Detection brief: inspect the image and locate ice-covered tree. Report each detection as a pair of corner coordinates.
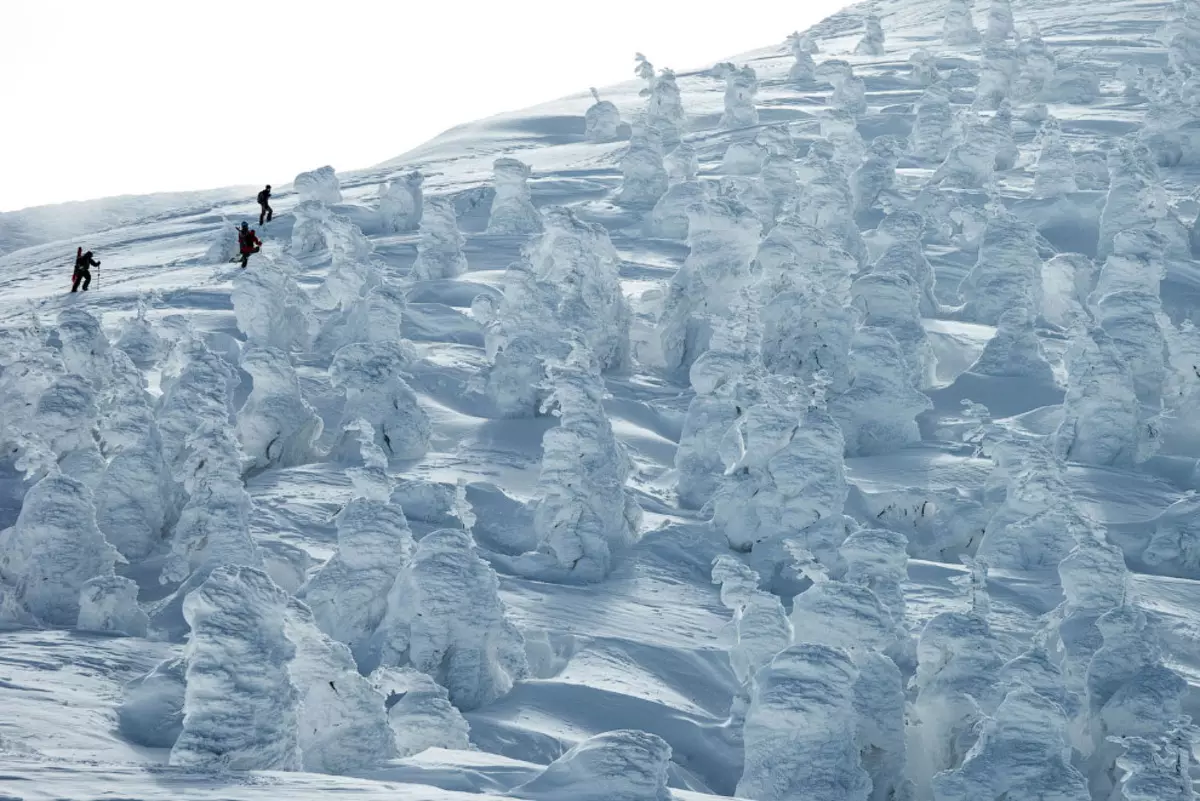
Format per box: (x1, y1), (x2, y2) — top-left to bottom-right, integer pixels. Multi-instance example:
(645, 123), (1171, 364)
(1054, 327), (1149, 467)
(372, 527), (528, 709)
(316, 282), (409, 356)
(411, 197), (468, 280)
(515, 349), (642, 583)
(617, 120), (669, 208)
(77, 575), (148, 637)
(932, 113), (996, 189)
(1042, 253), (1096, 328)
(370, 666), (471, 756)
(984, 0), (1014, 43)
(116, 297), (165, 369)
(786, 31), (817, 82)
(294, 164), (342, 205)
(0, 470), (118, 627)
(758, 216), (859, 300)
(737, 644), (870, 801)
(646, 144), (707, 239)
(231, 258), (314, 352)
(584, 87), (622, 143)
(378, 170), (424, 233)
(284, 600), (398, 774)
(118, 656), (186, 748)
(852, 135), (903, 215)
(1144, 492), (1200, 578)
(486, 157), (542, 235)
(330, 341), (430, 461)
(865, 209), (928, 261)
(659, 195), (762, 374)
(169, 565), (301, 771)
(791, 140), (868, 267)
(911, 83), (957, 162)
(1095, 289), (1168, 407)
(910, 49), (942, 86)
(974, 43), (1018, 110)
(968, 306), (1055, 383)
(817, 59), (869, 117)
(236, 346), (322, 472)
(712, 557), (793, 684)
(871, 238), (941, 317)
(635, 54), (686, 145)
(1098, 137), (1162, 261)
(855, 8), (886, 56)
(831, 327), (932, 456)
(713, 62), (759, 129)
(483, 206), (632, 415)
(932, 688), (1089, 801)
(958, 203), (1041, 325)
(1092, 228), (1168, 301)
(852, 271), (938, 388)
(1014, 23), (1057, 101)
(511, 730), (673, 801)
(1114, 725), (1197, 801)
(205, 220), (240, 264)
(841, 527), (909, 624)
(1034, 116), (1078, 197)
(761, 279), (857, 392)
(944, 0), (981, 45)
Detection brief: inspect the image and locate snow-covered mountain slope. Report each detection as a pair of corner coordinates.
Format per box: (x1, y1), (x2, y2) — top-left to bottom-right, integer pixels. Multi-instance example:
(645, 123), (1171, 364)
(5, 0), (1200, 799)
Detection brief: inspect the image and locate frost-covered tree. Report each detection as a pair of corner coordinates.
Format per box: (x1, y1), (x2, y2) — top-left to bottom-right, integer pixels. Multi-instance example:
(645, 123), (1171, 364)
(316, 282), (408, 356)
(1092, 228), (1168, 300)
(841, 527), (909, 624)
(958, 203), (1041, 325)
(1114, 725), (1197, 801)
(1034, 116), (1078, 197)
(852, 136), (903, 215)
(911, 83), (957, 162)
(1042, 253), (1096, 328)
(1144, 492), (1200, 578)
(511, 730), (673, 801)
(968, 306), (1055, 384)
(0, 470), (117, 627)
(761, 280), (857, 391)
(284, 600), (397, 774)
(944, 0), (981, 45)
(1014, 23), (1057, 101)
(118, 656), (186, 748)
(486, 157), (542, 235)
(974, 43), (1018, 110)
(78, 575), (149, 637)
(378, 170), (424, 233)
(1054, 327), (1149, 467)
(330, 341), (430, 461)
(231, 257), (315, 352)
(515, 350), (642, 583)
(484, 206), (632, 415)
(370, 666), (471, 756)
(236, 346), (322, 472)
(1095, 289), (1168, 407)
(647, 144), (707, 240)
(932, 113), (997, 189)
(584, 87), (622, 143)
(116, 298), (165, 369)
(169, 565), (301, 771)
(932, 688), (1089, 801)
(659, 195), (761, 374)
(635, 54), (686, 145)
(411, 197), (468, 280)
(617, 120), (669, 208)
(294, 164), (342, 205)
(984, 0), (1014, 43)
(872, 238), (941, 317)
(372, 527), (528, 709)
(831, 327), (932, 456)
(786, 31), (817, 82)
(910, 49), (942, 86)
(1098, 137), (1162, 261)
(715, 380), (848, 553)
(818, 59), (869, 117)
(205, 220), (240, 264)
(738, 644), (870, 801)
(712, 557), (792, 684)
(856, 8), (886, 56)
(865, 209), (927, 261)
(852, 271), (938, 388)
(791, 140), (868, 267)
(713, 62), (759, 129)
(758, 217), (859, 301)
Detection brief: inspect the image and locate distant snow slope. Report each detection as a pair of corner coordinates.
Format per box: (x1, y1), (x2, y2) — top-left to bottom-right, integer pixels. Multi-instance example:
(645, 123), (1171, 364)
(4, 0), (1200, 800)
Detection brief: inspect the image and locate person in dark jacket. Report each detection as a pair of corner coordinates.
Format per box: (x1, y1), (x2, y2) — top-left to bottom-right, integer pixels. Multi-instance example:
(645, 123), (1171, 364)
(72, 247), (100, 292)
(238, 222), (262, 268)
(257, 185), (273, 226)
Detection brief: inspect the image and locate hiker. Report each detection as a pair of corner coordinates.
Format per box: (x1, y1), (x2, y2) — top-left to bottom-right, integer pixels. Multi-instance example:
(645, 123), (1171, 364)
(71, 247), (100, 292)
(257, 185), (273, 226)
(238, 222), (261, 268)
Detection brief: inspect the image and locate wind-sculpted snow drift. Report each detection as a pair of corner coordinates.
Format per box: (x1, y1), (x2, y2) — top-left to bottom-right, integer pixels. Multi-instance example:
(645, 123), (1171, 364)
(7, 0), (1200, 798)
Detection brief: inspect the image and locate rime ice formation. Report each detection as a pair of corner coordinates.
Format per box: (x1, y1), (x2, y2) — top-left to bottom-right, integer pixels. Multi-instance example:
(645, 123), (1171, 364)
(0, 471), (118, 627)
(1098, 137), (1162, 261)
(660, 196), (762, 374)
(944, 0), (981, 45)
(1042, 253), (1097, 328)
(617, 121), (669, 207)
(647, 144), (707, 239)
(1015, 23), (1058, 101)
(378, 170), (424, 233)
(852, 136), (903, 214)
(1054, 327), (1149, 467)
(330, 341), (430, 461)
(761, 279), (856, 392)
(372, 528), (528, 710)
(984, 0), (1014, 43)
(169, 566), (301, 771)
(713, 62), (759, 129)
(486, 157), (542, 235)
(635, 54), (686, 145)
(231, 258), (314, 352)
(236, 346), (322, 472)
(1034, 117), (1078, 197)
(791, 140), (867, 267)
(317, 283), (409, 355)
(818, 60), (869, 117)
(910, 50), (942, 86)
(293, 164), (342, 205)
(512, 730), (673, 801)
(77, 575), (149, 637)
(118, 656), (187, 748)
(484, 205), (632, 415)
(116, 299), (165, 369)
(832, 327), (932, 456)
(958, 204), (1041, 325)
(411, 197), (468, 280)
(856, 9), (886, 56)
(968, 307), (1055, 384)
(284, 600), (398, 774)
(911, 83), (957, 161)
(585, 88), (622, 142)
(975, 44), (1018, 110)
(712, 557), (793, 683)
(737, 644), (870, 801)
(787, 31), (817, 82)
(517, 351), (642, 583)
(872, 238), (941, 317)
(371, 666), (471, 756)
(1095, 289), (1168, 407)
(852, 271), (938, 389)
(932, 114), (996, 189)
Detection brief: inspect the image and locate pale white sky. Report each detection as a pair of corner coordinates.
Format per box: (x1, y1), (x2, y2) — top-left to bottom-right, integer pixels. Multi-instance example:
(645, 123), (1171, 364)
(0, 0), (848, 212)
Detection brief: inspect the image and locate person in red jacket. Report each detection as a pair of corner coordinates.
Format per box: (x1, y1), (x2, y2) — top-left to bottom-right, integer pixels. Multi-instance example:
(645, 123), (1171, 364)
(238, 222), (261, 268)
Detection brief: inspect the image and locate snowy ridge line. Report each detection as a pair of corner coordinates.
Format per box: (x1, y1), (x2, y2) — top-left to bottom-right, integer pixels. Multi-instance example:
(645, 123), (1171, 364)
(5, 0), (1200, 800)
